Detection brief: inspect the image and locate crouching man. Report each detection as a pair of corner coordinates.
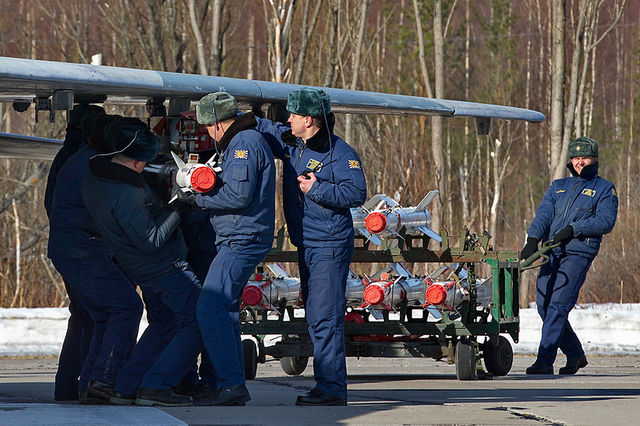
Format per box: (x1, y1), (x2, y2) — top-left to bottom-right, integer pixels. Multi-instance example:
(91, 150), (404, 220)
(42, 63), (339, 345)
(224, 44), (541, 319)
(82, 125), (203, 406)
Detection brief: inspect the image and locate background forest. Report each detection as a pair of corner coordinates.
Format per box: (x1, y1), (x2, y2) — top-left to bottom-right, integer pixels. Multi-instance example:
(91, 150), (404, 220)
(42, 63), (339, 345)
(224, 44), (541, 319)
(0, 0), (636, 308)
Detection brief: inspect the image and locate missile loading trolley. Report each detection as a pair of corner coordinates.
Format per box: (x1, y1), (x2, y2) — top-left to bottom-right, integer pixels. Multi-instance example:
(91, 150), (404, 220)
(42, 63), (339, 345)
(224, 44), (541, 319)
(239, 226), (521, 381)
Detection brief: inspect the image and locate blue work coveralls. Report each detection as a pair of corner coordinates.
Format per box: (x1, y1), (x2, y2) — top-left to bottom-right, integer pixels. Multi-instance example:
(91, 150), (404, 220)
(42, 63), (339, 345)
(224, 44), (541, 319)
(195, 113), (276, 388)
(256, 115), (367, 400)
(527, 163), (618, 365)
(48, 145), (142, 393)
(83, 157), (203, 394)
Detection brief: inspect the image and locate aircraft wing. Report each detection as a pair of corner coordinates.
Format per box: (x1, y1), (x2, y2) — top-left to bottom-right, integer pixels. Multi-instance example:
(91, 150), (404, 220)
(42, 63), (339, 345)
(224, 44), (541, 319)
(0, 132), (62, 160)
(0, 56), (546, 121)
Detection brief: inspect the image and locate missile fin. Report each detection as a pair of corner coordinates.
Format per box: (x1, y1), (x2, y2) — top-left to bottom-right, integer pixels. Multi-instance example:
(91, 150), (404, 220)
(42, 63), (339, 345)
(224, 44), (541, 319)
(414, 190), (439, 212)
(417, 226), (443, 242)
(266, 263), (292, 279)
(390, 262), (413, 278)
(171, 151), (187, 170)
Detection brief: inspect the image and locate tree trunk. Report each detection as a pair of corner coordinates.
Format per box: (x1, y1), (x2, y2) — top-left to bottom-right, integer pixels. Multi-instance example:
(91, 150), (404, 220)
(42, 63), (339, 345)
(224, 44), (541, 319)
(188, 0), (208, 75)
(549, 0), (566, 181)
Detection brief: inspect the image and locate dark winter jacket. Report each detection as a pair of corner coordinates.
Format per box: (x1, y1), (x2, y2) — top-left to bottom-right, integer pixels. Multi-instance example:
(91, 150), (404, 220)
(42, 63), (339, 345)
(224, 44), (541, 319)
(48, 145), (110, 259)
(527, 163), (618, 259)
(44, 127), (84, 218)
(82, 157), (187, 285)
(194, 113), (276, 244)
(255, 116), (367, 248)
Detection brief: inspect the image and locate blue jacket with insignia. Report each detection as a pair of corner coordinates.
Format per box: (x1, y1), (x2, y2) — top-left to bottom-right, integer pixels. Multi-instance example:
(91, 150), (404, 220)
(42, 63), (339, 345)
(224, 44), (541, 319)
(195, 113), (276, 244)
(255, 115), (367, 248)
(527, 163), (618, 259)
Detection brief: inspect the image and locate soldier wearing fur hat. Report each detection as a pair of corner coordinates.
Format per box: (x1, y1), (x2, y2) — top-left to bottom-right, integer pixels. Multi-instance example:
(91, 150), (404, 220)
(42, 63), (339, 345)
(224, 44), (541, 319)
(255, 87), (367, 406)
(44, 103), (105, 402)
(181, 91), (275, 406)
(82, 126), (204, 407)
(521, 136), (618, 375)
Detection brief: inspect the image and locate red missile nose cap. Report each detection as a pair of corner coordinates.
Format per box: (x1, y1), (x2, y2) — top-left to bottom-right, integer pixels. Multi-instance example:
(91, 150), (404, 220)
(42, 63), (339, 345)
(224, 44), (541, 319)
(426, 284), (447, 305)
(365, 212), (387, 233)
(191, 166), (217, 192)
(364, 284), (386, 305)
(242, 285), (263, 306)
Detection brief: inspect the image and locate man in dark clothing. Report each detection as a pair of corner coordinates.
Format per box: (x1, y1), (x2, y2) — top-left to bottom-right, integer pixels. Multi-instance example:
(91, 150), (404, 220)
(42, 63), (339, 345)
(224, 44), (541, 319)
(48, 114), (142, 404)
(521, 136), (618, 375)
(255, 88), (367, 406)
(83, 125), (203, 407)
(44, 103), (104, 402)
(179, 92), (275, 406)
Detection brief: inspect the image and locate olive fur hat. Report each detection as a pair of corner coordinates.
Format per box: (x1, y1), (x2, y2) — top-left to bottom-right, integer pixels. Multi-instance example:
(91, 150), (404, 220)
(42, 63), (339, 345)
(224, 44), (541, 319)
(286, 87), (331, 117)
(114, 125), (159, 162)
(196, 92), (239, 125)
(568, 136), (598, 158)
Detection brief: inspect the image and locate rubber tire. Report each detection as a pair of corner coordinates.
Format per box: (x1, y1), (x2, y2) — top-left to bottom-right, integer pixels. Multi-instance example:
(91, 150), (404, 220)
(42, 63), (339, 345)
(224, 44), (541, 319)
(280, 356), (309, 376)
(483, 336), (513, 376)
(242, 339), (258, 380)
(455, 338), (476, 381)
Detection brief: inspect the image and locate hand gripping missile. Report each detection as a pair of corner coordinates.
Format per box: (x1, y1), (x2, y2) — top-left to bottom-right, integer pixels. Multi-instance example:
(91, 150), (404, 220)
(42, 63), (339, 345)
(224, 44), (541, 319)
(169, 151), (217, 202)
(351, 191), (442, 245)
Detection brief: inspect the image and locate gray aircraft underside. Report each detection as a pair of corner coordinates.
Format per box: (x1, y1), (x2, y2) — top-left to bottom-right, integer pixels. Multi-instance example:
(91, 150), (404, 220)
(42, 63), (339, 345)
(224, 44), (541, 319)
(0, 56), (546, 160)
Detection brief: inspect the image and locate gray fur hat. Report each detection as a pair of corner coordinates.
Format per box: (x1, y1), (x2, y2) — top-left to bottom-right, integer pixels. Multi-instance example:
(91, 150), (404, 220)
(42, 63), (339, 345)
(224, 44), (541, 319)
(286, 87), (331, 117)
(196, 92), (239, 125)
(568, 136), (599, 158)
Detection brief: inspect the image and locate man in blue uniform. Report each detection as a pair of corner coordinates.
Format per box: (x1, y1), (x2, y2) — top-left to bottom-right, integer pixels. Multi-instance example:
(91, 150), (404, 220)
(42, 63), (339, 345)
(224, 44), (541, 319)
(179, 92), (275, 406)
(255, 88), (367, 405)
(45, 104), (105, 402)
(521, 136), (618, 375)
(83, 126), (203, 406)
(48, 114), (144, 404)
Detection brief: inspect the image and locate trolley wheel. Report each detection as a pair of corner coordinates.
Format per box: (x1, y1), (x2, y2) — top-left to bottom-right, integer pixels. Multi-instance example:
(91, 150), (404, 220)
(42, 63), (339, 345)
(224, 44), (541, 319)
(280, 356), (309, 376)
(455, 338), (476, 381)
(242, 339), (258, 380)
(483, 336), (513, 376)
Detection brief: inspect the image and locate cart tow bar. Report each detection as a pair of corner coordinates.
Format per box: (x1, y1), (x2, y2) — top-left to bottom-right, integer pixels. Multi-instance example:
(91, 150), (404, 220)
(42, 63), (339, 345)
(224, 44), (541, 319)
(520, 240), (561, 271)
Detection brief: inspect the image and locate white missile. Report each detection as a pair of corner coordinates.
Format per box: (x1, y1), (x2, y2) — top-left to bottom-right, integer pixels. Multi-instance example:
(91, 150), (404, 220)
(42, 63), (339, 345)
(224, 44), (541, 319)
(424, 276), (493, 311)
(242, 263), (301, 310)
(242, 264), (367, 311)
(351, 191), (441, 245)
(170, 151), (217, 198)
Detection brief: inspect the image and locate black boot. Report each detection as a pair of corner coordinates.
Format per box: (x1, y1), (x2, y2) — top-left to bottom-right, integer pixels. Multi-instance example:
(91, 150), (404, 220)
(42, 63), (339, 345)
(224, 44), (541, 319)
(525, 360), (554, 375)
(110, 391), (137, 405)
(559, 355), (588, 375)
(296, 389), (347, 406)
(87, 380), (114, 402)
(135, 387), (194, 407)
(195, 384), (250, 406)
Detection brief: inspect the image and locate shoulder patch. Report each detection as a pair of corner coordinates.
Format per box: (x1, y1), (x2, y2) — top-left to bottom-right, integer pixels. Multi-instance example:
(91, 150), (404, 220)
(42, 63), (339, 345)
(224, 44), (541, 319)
(234, 149), (248, 160)
(581, 188), (596, 197)
(348, 159), (361, 170)
(612, 188), (618, 197)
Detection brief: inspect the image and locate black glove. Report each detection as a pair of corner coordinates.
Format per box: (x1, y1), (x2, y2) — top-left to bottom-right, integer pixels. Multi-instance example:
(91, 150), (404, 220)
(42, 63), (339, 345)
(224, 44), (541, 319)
(169, 185), (196, 214)
(520, 237), (539, 260)
(552, 225), (574, 244)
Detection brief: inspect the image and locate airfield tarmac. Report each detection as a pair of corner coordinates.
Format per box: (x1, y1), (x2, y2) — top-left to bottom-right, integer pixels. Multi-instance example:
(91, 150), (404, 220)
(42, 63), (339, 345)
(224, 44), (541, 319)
(1, 355), (639, 426)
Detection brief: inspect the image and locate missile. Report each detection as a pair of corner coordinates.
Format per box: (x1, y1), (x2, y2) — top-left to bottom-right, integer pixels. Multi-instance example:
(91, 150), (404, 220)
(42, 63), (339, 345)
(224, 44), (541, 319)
(170, 151), (217, 195)
(362, 263), (429, 310)
(424, 275), (493, 311)
(351, 191), (441, 245)
(242, 263), (301, 310)
(242, 264), (367, 311)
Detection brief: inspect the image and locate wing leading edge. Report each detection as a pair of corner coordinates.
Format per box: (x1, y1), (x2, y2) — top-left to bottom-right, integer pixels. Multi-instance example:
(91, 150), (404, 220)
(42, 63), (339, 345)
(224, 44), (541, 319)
(0, 56), (546, 123)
